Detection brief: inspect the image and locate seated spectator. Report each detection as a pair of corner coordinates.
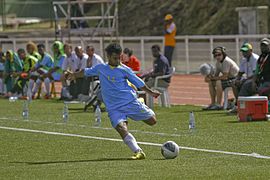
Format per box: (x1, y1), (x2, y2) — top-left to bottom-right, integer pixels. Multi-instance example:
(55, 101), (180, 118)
(83, 45), (104, 96)
(31, 44), (54, 99)
(85, 45), (104, 68)
(4, 50), (24, 97)
(121, 48), (141, 76)
(0, 45), (5, 95)
(141, 45), (171, 89)
(61, 43), (77, 100)
(43, 41), (66, 98)
(11, 49), (38, 98)
(229, 43), (259, 113)
(238, 38), (270, 97)
(203, 47), (239, 110)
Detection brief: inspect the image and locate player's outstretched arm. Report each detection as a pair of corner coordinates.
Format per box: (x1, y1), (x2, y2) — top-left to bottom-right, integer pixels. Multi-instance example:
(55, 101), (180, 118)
(140, 85), (161, 98)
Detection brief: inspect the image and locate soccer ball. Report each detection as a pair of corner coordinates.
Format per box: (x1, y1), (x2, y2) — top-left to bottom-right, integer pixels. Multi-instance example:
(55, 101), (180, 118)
(161, 141), (179, 159)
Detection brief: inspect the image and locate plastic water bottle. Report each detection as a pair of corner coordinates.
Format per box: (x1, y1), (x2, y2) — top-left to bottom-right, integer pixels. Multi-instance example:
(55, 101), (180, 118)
(9, 96), (18, 102)
(63, 103), (69, 122)
(94, 105), (101, 126)
(189, 111), (195, 130)
(22, 100), (29, 120)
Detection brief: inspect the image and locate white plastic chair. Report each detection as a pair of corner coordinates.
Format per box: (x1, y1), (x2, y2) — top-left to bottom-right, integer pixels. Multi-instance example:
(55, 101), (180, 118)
(147, 67), (175, 108)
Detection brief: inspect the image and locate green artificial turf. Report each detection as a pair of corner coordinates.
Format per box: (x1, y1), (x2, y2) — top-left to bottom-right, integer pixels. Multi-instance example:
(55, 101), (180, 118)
(0, 99), (269, 179)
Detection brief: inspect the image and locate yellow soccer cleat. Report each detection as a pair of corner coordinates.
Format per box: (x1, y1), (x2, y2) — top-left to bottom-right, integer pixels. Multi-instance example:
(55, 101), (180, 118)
(131, 150), (146, 160)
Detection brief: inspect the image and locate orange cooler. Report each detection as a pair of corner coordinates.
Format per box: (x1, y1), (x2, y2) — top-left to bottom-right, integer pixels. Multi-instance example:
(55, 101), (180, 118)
(237, 96), (268, 122)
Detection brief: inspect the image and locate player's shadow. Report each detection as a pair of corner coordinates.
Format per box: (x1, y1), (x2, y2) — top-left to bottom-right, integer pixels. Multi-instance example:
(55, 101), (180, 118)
(11, 158), (133, 165)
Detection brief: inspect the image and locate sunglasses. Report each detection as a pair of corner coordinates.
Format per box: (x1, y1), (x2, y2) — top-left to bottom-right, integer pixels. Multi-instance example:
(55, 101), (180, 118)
(214, 53), (222, 57)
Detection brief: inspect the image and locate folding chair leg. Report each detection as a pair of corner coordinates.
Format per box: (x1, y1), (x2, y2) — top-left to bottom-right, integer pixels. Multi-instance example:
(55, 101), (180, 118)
(51, 82), (56, 98)
(37, 86), (42, 98)
(147, 94), (154, 109)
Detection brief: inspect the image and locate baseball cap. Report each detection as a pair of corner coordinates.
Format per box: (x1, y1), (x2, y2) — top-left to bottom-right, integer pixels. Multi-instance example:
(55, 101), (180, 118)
(164, 14), (173, 20)
(260, 38), (270, 45)
(240, 43), (252, 52)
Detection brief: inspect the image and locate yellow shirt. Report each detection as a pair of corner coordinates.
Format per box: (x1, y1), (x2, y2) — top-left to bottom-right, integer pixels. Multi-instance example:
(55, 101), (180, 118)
(164, 22), (176, 47)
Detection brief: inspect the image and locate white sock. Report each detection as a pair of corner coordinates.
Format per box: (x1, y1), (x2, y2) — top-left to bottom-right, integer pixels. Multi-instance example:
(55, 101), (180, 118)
(32, 79), (42, 96)
(44, 78), (51, 95)
(0, 78), (3, 93)
(123, 133), (142, 153)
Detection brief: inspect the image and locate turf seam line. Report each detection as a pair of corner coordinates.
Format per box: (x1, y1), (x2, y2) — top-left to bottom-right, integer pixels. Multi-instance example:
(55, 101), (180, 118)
(0, 126), (269, 160)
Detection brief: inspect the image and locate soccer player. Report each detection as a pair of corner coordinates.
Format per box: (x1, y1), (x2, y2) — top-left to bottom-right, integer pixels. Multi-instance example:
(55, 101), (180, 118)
(67, 43), (160, 160)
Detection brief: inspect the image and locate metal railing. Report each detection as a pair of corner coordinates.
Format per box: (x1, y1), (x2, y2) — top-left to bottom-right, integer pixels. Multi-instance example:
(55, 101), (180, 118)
(0, 34), (269, 74)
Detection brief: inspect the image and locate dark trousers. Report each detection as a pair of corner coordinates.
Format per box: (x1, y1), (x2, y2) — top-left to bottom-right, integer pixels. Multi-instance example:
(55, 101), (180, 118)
(164, 46), (174, 66)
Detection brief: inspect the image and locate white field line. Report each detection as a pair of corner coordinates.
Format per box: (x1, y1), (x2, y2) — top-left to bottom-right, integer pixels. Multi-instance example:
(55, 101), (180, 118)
(0, 117), (182, 137)
(0, 126), (269, 160)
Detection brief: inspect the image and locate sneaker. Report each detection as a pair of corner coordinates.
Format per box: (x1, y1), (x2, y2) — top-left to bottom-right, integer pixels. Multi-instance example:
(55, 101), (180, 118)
(209, 104), (223, 110)
(227, 106), (238, 114)
(44, 94), (51, 99)
(131, 150), (146, 160)
(202, 104), (215, 110)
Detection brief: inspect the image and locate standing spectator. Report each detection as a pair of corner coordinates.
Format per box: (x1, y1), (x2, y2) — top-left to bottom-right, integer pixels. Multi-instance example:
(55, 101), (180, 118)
(203, 47), (239, 110)
(141, 45), (171, 89)
(164, 14), (176, 66)
(238, 38), (270, 97)
(228, 43), (259, 113)
(121, 48), (141, 76)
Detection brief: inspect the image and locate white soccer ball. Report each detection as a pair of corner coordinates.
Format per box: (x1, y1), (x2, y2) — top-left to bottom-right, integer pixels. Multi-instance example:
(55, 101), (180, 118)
(161, 141), (179, 159)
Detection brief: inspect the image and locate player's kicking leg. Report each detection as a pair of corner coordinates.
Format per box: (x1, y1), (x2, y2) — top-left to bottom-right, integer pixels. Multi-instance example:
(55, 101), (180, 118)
(115, 121), (146, 160)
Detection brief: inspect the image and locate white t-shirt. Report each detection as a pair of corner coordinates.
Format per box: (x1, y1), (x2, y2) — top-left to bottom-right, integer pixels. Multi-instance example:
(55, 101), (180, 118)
(215, 56), (239, 78)
(62, 52), (88, 72)
(76, 53), (88, 70)
(87, 53), (104, 68)
(62, 52), (78, 72)
(239, 53), (259, 78)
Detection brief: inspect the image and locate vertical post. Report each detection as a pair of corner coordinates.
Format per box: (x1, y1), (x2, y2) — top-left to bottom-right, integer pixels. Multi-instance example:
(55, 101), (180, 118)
(119, 37), (123, 50)
(67, 0), (71, 43)
(1, 0), (6, 31)
(115, 0), (119, 41)
(235, 37), (240, 64)
(140, 37), (145, 71)
(45, 39), (49, 52)
(185, 36), (190, 74)
(12, 39), (16, 51)
(210, 36), (214, 64)
(99, 38), (104, 60)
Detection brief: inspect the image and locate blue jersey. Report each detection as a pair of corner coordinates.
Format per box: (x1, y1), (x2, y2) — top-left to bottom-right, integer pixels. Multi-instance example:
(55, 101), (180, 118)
(84, 63), (145, 110)
(39, 53), (54, 70)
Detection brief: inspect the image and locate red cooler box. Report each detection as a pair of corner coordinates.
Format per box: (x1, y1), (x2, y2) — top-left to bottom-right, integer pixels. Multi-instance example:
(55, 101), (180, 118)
(237, 96), (268, 122)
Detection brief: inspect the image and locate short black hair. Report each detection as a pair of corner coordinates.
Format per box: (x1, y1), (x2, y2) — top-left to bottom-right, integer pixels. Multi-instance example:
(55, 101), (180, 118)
(86, 45), (95, 51)
(123, 48), (133, 57)
(17, 48), (25, 54)
(151, 44), (160, 51)
(37, 44), (45, 49)
(105, 43), (122, 55)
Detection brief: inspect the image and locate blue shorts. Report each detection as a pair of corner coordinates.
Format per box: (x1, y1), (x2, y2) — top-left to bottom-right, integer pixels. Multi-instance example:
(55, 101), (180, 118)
(107, 99), (155, 128)
(52, 72), (61, 81)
